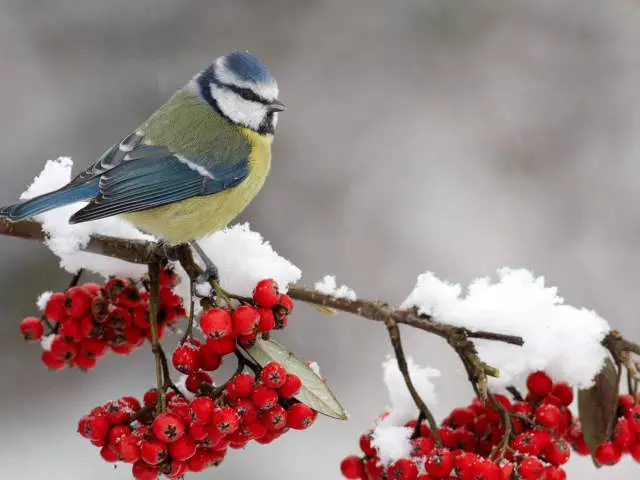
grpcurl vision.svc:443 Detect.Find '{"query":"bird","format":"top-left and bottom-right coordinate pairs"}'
top-left (0, 51), bottom-right (285, 276)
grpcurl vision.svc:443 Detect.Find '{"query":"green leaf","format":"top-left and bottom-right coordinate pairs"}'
top-left (577, 356), bottom-right (619, 465)
top-left (246, 338), bottom-right (348, 420)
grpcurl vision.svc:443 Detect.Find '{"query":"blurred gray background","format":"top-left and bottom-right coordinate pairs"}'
top-left (1, 0), bottom-right (639, 478)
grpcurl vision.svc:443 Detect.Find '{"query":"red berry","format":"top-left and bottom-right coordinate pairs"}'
top-left (107, 425), bottom-right (132, 444)
top-left (188, 422), bottom-right (208, 441)
top-left (276, 293), bottom-right (294, 314)
top-left (253, 279), bottom-right (280, 307)
top-left (387, 458), bottom-right (418, 480)
top-left (73, 354), bottom-right (97, 370)
top-left (551, 383), bottom-right (573, 406)
top-left (185, 370), bottom-right (213, 394)
top-left (340, 455), bottom-right (364, 479)
top-left (79, 337), bottom-right (108, 358)
top-left (544, 466), bottom-right (566, 480)
top-left (263, 405), bottom-right (287, 431)
top-left (251, 385), bottom-right (279, 410)
top-left (44, 292), bottom-right (66, 322)
top-left (410, 437), bottom-right (435, 457)
top-left (132, 460), bottom-right (159, 480)
top-left (211, 406), bottom-right (240, 435)
top-left (613, 417), bottom-right (636, 450)
top-left (140, 439), bottom-right (168, 466)
top-left (159, 288), bottom-right (182, 308)
top-left (231, 306), bottom-right (260, 335)
top-left (227, 373), bottom-right (255, 398)
top-left (234, 398), bottom-right (259, 424)
top-left (186, 450), bottom-right (209, 472)
top-left (100, 445), bottom-right (119, 463)
top-left (534, 404), bottom-right (561, 431)
top-left (244, 420), bottom-right (268, 440)
top-left (152, 413), bottom-right (185, 443)
top-left (172, 342), bottom-right (201, 375)
top-left (200, 308), bottom-right (233, 339)
top-left (359, 432), bottom-right (376, 456)
top-left (526, 371), bottom-right (553, 397)
top-left (619, 394), bottom-right (637, 414)
top-left (630, 441), bottom-right (640, 463)
top-left (238, 332), bottom-right (257, 349)
top-left (278, 374), bottom-right (302, 399)
top-left (205, 336), bottom-right (236, 356)
top-left (41, 350), bottom-right (65, 370)
top-left (260, 361), bottom-right (288, 389)
top-left (159, 268), bottom-right (178, 287)
top-left (594, 441), bottom-right (622, 465)
top-left (365, 458), bottom-right (385, 479)
top-left (190, 397), bottom-right (214, 425)
top-left (143, 389), bottom-right (159, 406)
top-left (165, 460), bottom-right (187, 479)
top-left (49, 335), bottom-right (78, 361)
top-left (168, 434), bottom-right (197, 461)
top-left (627, 405), bottom-right (640, 433)
top-left (287, 402), bottom-right (316, 430)
top-left (78, 414), bottom-right (110, 441)
top-left (510, 431), bottom-right (545, 456)
top-left (518, 456), bottom-right (544, 480)
top-left (447, 407), bottom-right (476, 429)
top-left (512, 401), bottom-right (533, 416)
top-left (118, 435), bottom-right (141, 463)
top-left (65, 286), bottom-right (93, 318)
top-left (257, 307), bottom-right (276, 332)
top-left (103, 400), bottom-right (132, 425)
top-left (424, 448), bottom-right (454, 478)
top-left (566, 420), bottom-right (590, 455)
top-left (543, 437), bottom-right (570, 466)
top-left (20, 317), bottom-right (44, 341)
top-left (199, 347), bottom-right (222, 371)
top-left (121, 396), bottom-right (141, 412)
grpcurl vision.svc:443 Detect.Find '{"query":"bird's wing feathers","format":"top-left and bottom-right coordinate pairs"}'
top-left (68, 142), bottom-right (248, 224)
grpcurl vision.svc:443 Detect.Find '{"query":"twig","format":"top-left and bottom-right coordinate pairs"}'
top-left (147, 258), bottom-right (166, 412)
top-left (507, 386), bottom-right (524, 402)
top-left (385, 318), bottom-right (442, 447)
top-left (487, 391), bottom-right (512, 461)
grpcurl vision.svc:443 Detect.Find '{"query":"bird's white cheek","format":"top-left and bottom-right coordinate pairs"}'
top-left (210, 84), bottom-right (266, 131)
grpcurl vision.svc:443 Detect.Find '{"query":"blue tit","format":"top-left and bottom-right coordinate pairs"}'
top-left (0, 51), bottom-right (286, 247)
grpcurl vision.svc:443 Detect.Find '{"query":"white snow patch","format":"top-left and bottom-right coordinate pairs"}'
top-left (314, 275), bottom-right (357, 301)
top-left (372, 356), bottom-right (440, 464)
top-left (401, 268), bottom-right (610, 389)
top-left (36, 291), bottom-right (52, 311)
top-left (40, 334), bottom-right (55, 351)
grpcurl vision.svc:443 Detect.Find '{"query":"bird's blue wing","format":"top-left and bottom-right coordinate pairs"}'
top-left (68, 146), bottom-right (248, 223)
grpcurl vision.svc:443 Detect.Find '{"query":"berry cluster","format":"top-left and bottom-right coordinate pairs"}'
top-left (20, 268), bottom-right (185, 371)
top-left (78, 361), bottom-right (316, 479)
top-left (341, 371), bottom-right (582, 480)
top-left (567, 392), bottom-right (640, 465)
top-left (171, 279), bottom-right (293, 380)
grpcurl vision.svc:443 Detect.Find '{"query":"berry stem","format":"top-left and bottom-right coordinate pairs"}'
top-left (487, 391), bottom-right (512, 461)
top-left (180, 278), bottom-right (196, 344)
top-left (507, 385), bottom-right (524, 402)
top-left (147, 258), bottom-right (166, 412)
top-left (384, 316), bottom-right (442, 447)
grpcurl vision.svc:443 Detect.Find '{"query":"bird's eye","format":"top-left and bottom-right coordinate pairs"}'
top-left (235, 87), bottom-right (264, 104)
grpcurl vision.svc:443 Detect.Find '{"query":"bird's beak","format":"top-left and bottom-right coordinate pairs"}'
top-left (269, 98), bottom-right (287, 112)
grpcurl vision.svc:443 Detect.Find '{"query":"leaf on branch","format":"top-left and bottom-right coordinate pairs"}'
top-left (246, 338), bottom-right (347, 420)
top-left (577, 356), bottom-right (619, 465)
top-left (308, 303), bottom-right (338, 316)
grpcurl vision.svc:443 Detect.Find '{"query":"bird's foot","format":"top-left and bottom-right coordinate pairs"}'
top-left (152, 241), bottom-right (180, 262)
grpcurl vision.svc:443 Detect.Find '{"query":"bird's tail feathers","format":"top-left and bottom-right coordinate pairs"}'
top-left (0, 183), bottom-right (97, 221)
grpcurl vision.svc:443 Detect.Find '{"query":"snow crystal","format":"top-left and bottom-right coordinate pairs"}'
top-left (40, 334), bottom-right (55, 351)
top-left (308, 361), bottom-right (322, 378)
top-left (371, 425), bottom-right (413, 465)
top-left (401, 268), bottom-right (610, 389)
top-left (36, 291), bottom-right (52, 311)
top-left (20, 158), bottom-right (302, 303)
top-left (372, 356), bottom-right (440, 464)
top-left (314, 275), bottom-right (357, 301)
top-left (173, 375), bottom-right (196, 401)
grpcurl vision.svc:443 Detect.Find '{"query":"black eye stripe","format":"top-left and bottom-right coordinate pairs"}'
top-left (214, 78), bottom-right (270, 105)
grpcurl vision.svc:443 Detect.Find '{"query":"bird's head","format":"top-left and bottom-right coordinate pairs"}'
top-left (193, 51), bottom-right (285, 135)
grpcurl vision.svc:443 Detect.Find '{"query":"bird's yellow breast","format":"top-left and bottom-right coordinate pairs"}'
top-left (123, 127), bottom-right (272, 244)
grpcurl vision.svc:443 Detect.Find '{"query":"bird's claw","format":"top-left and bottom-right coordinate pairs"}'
top-left (153, 242), bottom-right (180, 262)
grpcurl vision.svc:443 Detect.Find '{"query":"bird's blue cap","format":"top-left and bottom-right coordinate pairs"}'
top-left (224, 51), bottom-right (275, 85)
